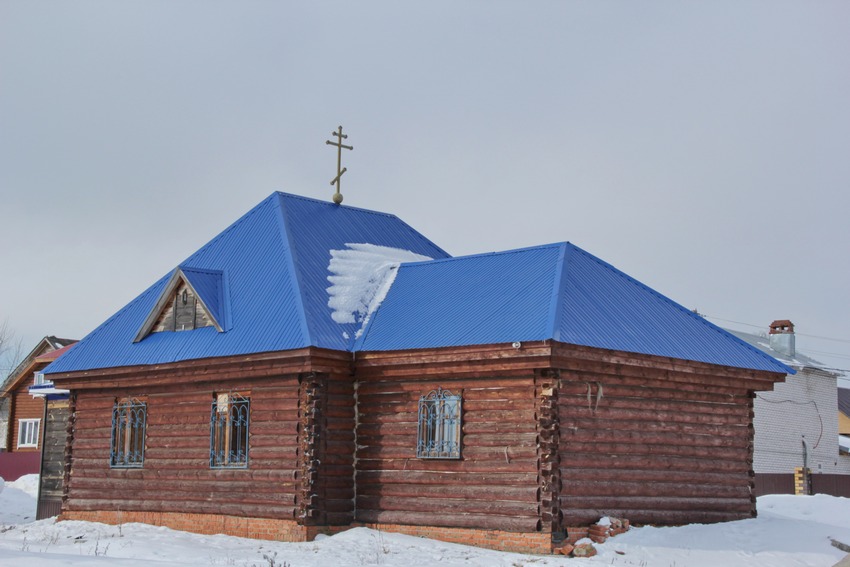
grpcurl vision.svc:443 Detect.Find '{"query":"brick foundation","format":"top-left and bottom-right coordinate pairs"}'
top-left (59, 510), bottom-right (553, 554)
top-left (352, 522), bottom-right (552, 554)
top-left (59, 510), bottom-right (321, 542)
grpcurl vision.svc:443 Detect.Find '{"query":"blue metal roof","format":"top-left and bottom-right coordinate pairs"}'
top-left (45, 193), bottom-right (449, 374)
top-left (356, 243), bottom-right (794, 374)
top-left (44, 192), bottom-right (791, 376)
top-left (353, 244), bottom-right (564, 351)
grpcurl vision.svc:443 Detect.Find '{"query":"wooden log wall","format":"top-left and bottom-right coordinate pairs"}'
top-left (37, 400), bottom-right (70, 519)
top-left (354, 375), bottom-right (542, 533)
top-left (295, 371), bottom-right (356, 526)
top-left (64, 375), bottom-right (304, 520)
top-left (554, 350), bottom-right (765, 527)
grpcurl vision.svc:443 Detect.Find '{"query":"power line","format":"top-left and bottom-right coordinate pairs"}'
top-left (704, 314), bottom-right (850, 344)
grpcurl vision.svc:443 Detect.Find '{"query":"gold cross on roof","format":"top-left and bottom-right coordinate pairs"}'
top-left (325, 126), bottom-right (353, 204)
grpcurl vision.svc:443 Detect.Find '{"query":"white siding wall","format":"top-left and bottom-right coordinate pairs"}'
top-left (754, 368), bottom-right (850, 474)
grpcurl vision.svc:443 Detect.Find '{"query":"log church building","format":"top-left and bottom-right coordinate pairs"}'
top-left (44, 192), bottom-right (792, 553)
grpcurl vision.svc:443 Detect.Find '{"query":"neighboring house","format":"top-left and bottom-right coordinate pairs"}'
top-left (29, 344), bottom-right (75, 519)
top-left (728, 322), bottom-right (850, 496)
top-left (43, 192), bottom-right (791, 553)
top-left (0, 397), bottom-right (8, 454)
top-left (839, 388), bottom-right (850, 457)
top-left (0, 336), bottom-right (76, 481)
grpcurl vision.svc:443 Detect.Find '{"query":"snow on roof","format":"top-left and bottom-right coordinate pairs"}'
top-left (326, 243), bottom-right (432, 341)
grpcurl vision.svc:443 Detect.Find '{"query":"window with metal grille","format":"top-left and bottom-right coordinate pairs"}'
top-left (110, 399), bottom-right (146, 467)
top-left (210, 393), bottom-right (250, 468)
top-left (17, 419), bottom-right (40, 448)
top-left (417, 388), bottom-right (461, 459)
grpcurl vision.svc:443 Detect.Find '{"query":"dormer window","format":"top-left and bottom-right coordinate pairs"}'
top-left (134, 267), bottom-right (228, 342)
top-left (152, 280), bottom-right (213, 333)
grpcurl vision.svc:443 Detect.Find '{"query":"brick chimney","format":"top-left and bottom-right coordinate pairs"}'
top-left (768, 320), bottom-right (795, 357)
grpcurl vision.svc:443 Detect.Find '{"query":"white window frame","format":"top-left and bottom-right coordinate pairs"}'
top-left (17, 418), bottom-right (40, 448)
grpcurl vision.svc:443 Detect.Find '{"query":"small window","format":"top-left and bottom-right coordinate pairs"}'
top-left (417, 388), bottom-right (462, 459)
top-left (17, 419), bottom-right (40, 448)
top-left (33, 372), bottom-right (47, 386)
top-left (210, 393), bottom-right (250, 468)
top-left (110, 399), bottom-right (147, 467)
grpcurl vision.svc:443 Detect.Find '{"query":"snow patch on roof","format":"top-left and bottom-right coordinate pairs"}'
top-left (327, 243), bottom-right (432, 336)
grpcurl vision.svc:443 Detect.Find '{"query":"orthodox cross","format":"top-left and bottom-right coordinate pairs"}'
top-left (325, 125), bottom-right (353, 204)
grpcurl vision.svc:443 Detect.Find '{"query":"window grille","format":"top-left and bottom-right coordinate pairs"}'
top-left (417, 388), bottom-right (461, 459)
top-left (110, 399), bottom-right (146, 467)
top-left (210, 393), bottom-right (250, 468)
top-left (17, 419), bottom-right (40, 448)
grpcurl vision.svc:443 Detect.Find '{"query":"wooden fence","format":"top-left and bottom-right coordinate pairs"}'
top-left (0, 451), bottom-right (41, 481)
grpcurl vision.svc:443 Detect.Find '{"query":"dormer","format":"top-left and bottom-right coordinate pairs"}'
top-left (134, 267), bottom-right (229, 342)
top-left (34, 371), bottom-right (49, 386)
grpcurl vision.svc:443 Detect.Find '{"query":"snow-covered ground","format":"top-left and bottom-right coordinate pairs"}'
top-left (1, 474), bottom-right (848, 566)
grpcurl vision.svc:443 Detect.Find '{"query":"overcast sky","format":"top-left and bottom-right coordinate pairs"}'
top-left (1, 1), bottom-right (848, 382)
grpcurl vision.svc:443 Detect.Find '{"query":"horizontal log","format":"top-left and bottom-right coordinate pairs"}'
top-left (71, 475), bottom-right (298, 491)
top-left (560, 467), bottom-right (751, 486)
top-left (357, 483), bottom-right (537, 503)
top-left (357, 431), bottom-right (536, 450)
top-left (356, 470), bottom-right (538, 486)
top-left (356, 376), bottom-right (536, 394)
top-left (355, 458), bottom-right (535, 474)
top-left (69, 487), bottom-right (297, 506)
top-left (356, 495), bottom-right (538, 517)
top-left (561, 495), bottom-right (753, 514)
top-left (560, 441), bottom-right (747, 461)
top-left (564, 507), bottom-right (751, 527)
top-left (355, 445), bottom-right (537, 462)
top-left (561, 428), bottom-right (750, 449)
top-left (323, 499), bottom-right (355, 514)
top-left (561, 407), bottom-right (750, 428)
top-left (69, 498), bottom-right (296, 519)
top-left (354, 509), bottom-right (540, 532)
top-left (323, 486), bottom-right (355, 500)
top-left (561, 453), bottom-right (750, 474)
top-left (560, 394), bottom-right (749, 417)
top-left (558, 365), bottom-right (755, 393)
top-left (560, 417), bottom-right (751, 438)
top-left (560, 480), bottom-right (751, 499)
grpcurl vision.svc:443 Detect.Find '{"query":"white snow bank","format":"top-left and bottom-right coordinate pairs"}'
top-left (0, 474), bottom-right (37, 525)
top-left (9, 474), bottom-right (41, 498)
top-left (327, 243), bottom-right (431, 335)
top-left (1, 492), bottom-right (849, 566)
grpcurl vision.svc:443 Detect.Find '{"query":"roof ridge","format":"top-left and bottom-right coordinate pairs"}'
top-left (546, 243), bottom-right (569, 343)
top-left (180, 194), bottom-right (279, 267)
top-left (275, 193), bottom-right (313, 346)
top-left (279, 192), bottom-right (452, 259)
top-left (396, 241), bottom-right (567, 269)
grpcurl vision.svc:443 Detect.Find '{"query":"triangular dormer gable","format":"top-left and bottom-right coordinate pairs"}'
top-left (133, 267), bottom-right (228, 342)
